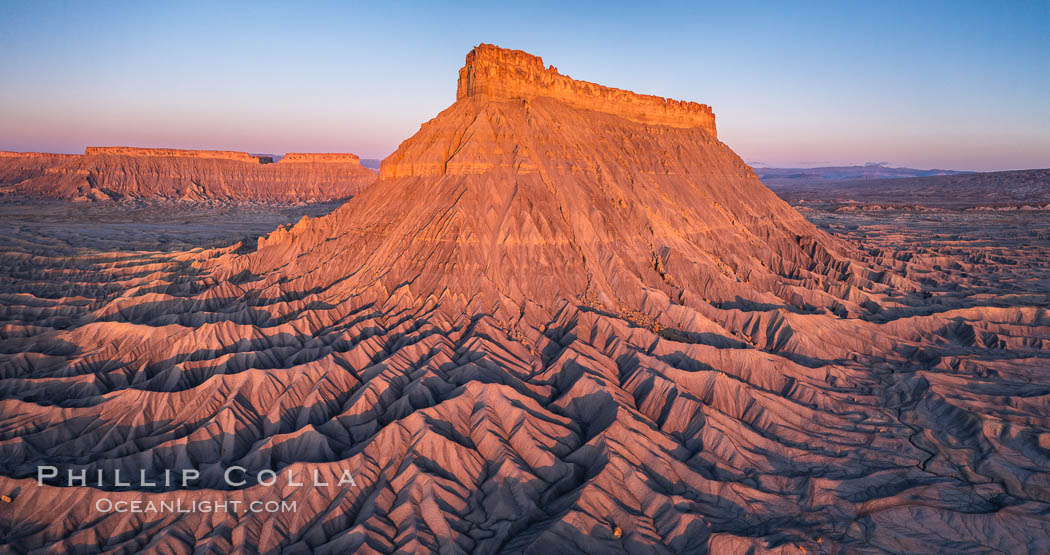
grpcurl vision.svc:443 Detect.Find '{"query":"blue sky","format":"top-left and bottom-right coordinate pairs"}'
top-left (1, 0), bottom-right (1047, 171)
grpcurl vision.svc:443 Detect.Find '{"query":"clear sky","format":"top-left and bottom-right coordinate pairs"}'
top-left (1, 0), bottom-right (1047, 171)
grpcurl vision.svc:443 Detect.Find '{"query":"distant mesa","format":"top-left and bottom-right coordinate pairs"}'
top-left (0, 151), bottom-right (78, 159)
top-left (278, 152), bottom-right (362, 164)
top-left (83, 146), bottom-right (272, 164)
top-left (0, 146), bottom-right (377, 202)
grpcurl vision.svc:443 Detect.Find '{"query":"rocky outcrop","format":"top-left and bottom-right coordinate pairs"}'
top-left (0, 151), bottom-right (77, 158)
top-left (0, 147), bottom-right (377, 202)
top-left (457, 43), bottom-right (717, 134)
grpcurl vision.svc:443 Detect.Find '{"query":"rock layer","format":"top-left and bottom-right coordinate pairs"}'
top-left (0, 147), bottom-right (377, 202)
top-left (82, 146), bottom-right (269, 164)
top-left (457, 44), bottom-right (717, 135)
top-left (1, 45), bottom-right (1048, 553)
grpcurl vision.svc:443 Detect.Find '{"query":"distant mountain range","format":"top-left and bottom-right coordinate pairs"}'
top-left (773, 168), bottom-right (1050, 209)
top-left (255, 154), bottom-right (382, 171)
top-left (756, 163), bottom-right (971, 187)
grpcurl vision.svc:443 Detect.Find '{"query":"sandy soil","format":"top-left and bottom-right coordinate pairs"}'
top-left (0, 200), bottom-right (342, 254)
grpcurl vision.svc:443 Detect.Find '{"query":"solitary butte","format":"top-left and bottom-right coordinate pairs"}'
top-left (37, 466), bottom-right (358, 488)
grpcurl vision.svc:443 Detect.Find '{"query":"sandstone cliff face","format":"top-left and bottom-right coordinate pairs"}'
top-left (0, 152), bottom-right (78, 191)
top-left (3, 45), bottom-right (1048, 554)
top-left (456, 43), bottom-right (717, 134)
top-left (0, 147), bottom-right (377, 202)
top-left (83, 146), bottom-right (268, 164)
